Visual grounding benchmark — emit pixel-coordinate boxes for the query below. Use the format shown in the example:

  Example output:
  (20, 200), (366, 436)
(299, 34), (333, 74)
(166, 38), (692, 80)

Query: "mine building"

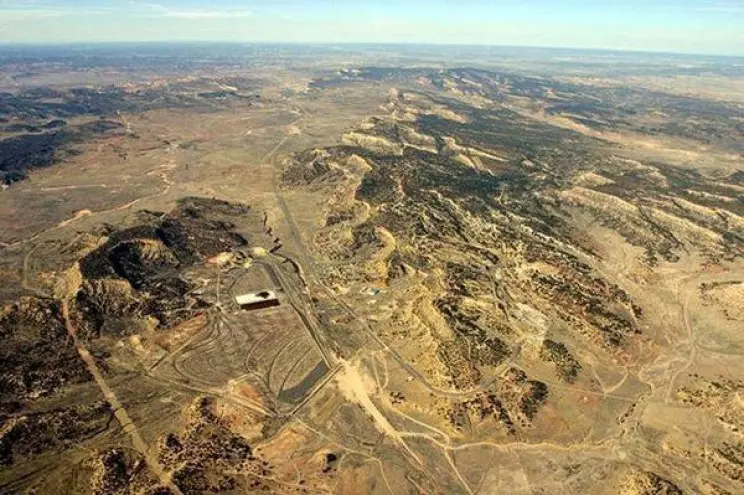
(235, 290), (280, 311)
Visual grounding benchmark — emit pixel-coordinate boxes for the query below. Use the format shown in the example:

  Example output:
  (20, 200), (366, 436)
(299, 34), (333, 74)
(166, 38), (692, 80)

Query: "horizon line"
(0, 40), (742, 60)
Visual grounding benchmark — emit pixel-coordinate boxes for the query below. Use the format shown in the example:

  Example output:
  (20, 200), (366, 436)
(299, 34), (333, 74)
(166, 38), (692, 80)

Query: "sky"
(0, 1), (742, 56)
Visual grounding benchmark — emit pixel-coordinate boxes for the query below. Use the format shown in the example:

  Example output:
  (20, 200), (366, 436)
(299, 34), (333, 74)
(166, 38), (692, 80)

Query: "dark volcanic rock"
(76, 197), (250, 331)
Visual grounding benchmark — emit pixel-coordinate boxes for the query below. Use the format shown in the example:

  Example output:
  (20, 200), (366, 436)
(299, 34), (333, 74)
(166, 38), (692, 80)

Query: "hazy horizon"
(0, 40), (742, 61)
(0, 1), (742, 57)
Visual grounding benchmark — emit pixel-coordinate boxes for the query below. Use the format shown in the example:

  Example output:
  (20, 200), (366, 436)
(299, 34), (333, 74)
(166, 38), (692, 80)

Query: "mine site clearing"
(141, 246), (333, 414)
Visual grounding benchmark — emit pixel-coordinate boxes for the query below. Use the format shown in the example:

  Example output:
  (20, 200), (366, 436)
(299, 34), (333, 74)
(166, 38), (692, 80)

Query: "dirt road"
(61, 301), (182, 495)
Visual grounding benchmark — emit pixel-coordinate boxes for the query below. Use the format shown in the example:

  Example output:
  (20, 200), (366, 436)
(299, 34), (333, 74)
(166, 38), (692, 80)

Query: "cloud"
(0, 0), (67, 19)
(0, 9), (66, 20)
(0, 1), (252, 27)
(0, 2), (117, 20)
(134, 2), (251, 19)
(691, 1), (744, 12)
(164, 10), (251, 19)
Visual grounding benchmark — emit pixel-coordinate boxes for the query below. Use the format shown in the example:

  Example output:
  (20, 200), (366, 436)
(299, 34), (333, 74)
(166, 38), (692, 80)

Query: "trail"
(335, 360), (424, 467)
(664, 277), (698, 404)
(2, 178), (167, 248)
(590, 364), (629, 396)
(37, 184), (111, 192)
(60, 301), (182, 494)
(445, 451), (474, 495)
(399, 431), (616, 455)
(289, 420), (396, 495)
(2, 148), (176, 250)
(21, 243), (50, 299)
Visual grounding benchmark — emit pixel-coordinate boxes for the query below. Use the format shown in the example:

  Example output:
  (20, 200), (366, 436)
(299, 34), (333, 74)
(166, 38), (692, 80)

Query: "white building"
(235, 290), (280, 310)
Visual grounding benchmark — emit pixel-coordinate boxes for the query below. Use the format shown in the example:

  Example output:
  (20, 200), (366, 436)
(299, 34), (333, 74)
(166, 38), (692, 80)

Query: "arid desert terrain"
(1, 44), (743, 494)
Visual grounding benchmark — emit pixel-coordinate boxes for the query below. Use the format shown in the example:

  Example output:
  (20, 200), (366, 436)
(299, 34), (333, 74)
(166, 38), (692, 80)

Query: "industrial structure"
(235, 290), (280, 311)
